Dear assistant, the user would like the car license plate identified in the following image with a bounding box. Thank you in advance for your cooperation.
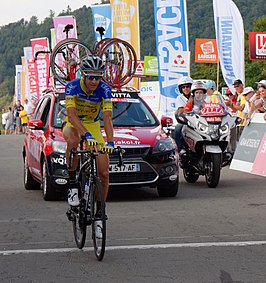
[109,163,140,173]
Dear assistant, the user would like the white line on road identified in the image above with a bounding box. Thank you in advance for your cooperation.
[1,240,266,256]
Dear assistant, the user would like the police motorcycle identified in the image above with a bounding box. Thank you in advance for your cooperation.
[176,82,235,188]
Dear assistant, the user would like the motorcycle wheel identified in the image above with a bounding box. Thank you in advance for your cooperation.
[205,153,221,188]
[183,168,199,183]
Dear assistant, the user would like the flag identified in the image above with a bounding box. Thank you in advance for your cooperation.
[91,4,112,41]
[213,0,245,93]
[154,0,190,117]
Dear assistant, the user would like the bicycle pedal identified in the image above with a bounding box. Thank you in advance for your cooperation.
[66,209,75,222]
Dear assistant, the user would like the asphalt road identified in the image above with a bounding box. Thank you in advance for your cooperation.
[0,135,266,283]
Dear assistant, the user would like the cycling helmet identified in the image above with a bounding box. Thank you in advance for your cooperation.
[178,76,193,93]
[205,80,216,90]
[191,81,207,94]
[80,55,104,74]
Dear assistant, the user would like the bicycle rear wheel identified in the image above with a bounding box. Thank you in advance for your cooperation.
[50,38,92,86]
[90,176,106,261]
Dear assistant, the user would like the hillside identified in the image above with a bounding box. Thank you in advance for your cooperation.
[0,0,265,107]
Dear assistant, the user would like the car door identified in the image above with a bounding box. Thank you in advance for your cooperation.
[28,96,51,180]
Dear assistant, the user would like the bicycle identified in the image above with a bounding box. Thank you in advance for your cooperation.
[68,138,123,261]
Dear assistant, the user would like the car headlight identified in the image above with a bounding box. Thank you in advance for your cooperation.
[153,138,176,153]
[52,141,67,154]
[219,123,229,135]
[197,121,208,133]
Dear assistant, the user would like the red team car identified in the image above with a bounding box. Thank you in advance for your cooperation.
[23,88,179,200]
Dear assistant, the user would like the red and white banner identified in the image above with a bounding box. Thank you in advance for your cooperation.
[31,37,50,98]
[249,32,266,61]
[24,47,38,104]
[53,16,78,44]
[213,0,245,93]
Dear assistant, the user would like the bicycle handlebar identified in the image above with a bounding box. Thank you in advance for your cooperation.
[34,50,51,61]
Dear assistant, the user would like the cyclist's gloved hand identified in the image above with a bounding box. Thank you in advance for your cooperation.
[84,132,98,146]
[103,141,114,153]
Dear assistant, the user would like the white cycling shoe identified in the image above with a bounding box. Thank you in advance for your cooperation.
[67,188,80,206]
[94,220,103,239]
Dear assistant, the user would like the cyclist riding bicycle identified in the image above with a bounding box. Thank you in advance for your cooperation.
[63,55,114,229]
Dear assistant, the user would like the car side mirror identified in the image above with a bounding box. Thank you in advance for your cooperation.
[161,116,173,127]
[28,119,44,130]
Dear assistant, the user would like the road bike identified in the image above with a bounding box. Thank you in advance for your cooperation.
[68,138,123,261]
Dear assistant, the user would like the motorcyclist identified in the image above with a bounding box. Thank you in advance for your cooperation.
[174,76,194,151]
[184,81,207,114]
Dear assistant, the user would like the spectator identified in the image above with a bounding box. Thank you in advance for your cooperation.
[14,100,23,134]
[205,80,216,96]
[23,98,34,119]
[19,105,28,134]
[224,88,238,154]
[241,87,255,124]
[174,76,194,151]
[1,108,8,134]
[5,107,14,135]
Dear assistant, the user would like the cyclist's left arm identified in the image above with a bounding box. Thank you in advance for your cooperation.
[103,110,114,144]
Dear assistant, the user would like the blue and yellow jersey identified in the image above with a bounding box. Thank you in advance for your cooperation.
[65,78,112,124]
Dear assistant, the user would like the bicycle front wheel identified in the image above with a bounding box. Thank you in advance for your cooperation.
[90,177,106,261]
[50,38,92,86]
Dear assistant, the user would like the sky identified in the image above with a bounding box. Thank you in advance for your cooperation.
[0,0,100,27]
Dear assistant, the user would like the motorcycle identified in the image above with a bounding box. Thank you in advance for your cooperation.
[177,101,235,188]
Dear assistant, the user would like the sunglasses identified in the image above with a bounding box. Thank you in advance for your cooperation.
[181,84,191,89]
[85,74,102,81]
[233,85,240,88]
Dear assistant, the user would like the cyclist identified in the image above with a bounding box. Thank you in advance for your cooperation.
[63,55,114,236]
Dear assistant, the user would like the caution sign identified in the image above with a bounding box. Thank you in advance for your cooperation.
[230,113,266,177]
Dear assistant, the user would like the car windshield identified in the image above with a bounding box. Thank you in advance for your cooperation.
[100,96,159,127]
[52,96,67,128]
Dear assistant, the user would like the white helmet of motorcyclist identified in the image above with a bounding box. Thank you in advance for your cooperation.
[191,81,207,95]
[178,76,194,93]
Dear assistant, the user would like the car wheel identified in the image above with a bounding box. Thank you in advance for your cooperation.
[41,160,58,201]
[24,156,40,190]
[157,179,179,197]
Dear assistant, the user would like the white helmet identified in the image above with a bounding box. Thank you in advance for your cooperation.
[191,81,207,94]
[178,76,193,93]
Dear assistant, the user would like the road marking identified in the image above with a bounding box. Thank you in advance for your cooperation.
[1,240,266,255]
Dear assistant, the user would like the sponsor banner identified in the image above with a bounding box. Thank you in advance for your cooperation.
[249,32,266,61]
[21,57,26,102]
[15,65,22,102]
[24,47,38,104]
[50,28,56,49]
[53,16,78,44]
[230,113,266,177]
[134,60,144,76]
[31,37,50,98]
[144,56,158,76]
[91,4,112,41]
[154,0,189,117]
[140,81,160,115]
[195,38,218,63]
[110,0,140,89]
[213,0,245,93]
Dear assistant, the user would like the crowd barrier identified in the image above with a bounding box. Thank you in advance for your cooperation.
[230,113,266,177]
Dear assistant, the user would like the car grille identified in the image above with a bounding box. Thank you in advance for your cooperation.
[113,145,151,157]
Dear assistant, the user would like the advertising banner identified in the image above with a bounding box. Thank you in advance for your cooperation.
[110,0,140,88]
[91,4,112,41]
[249,32,266,61]
[140,81,160,116]
[24,47,38,105]
[195,38,218,63]
[31,37,50,98]
[53,16,78,44]
[21,57,26,102]
[144,56,158,77]
[154,0,189,117]
[213,0,245,93]
[15,65,22,102]
[230,113,266,177]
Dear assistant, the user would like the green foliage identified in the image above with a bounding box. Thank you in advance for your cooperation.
[0,0,265,107]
